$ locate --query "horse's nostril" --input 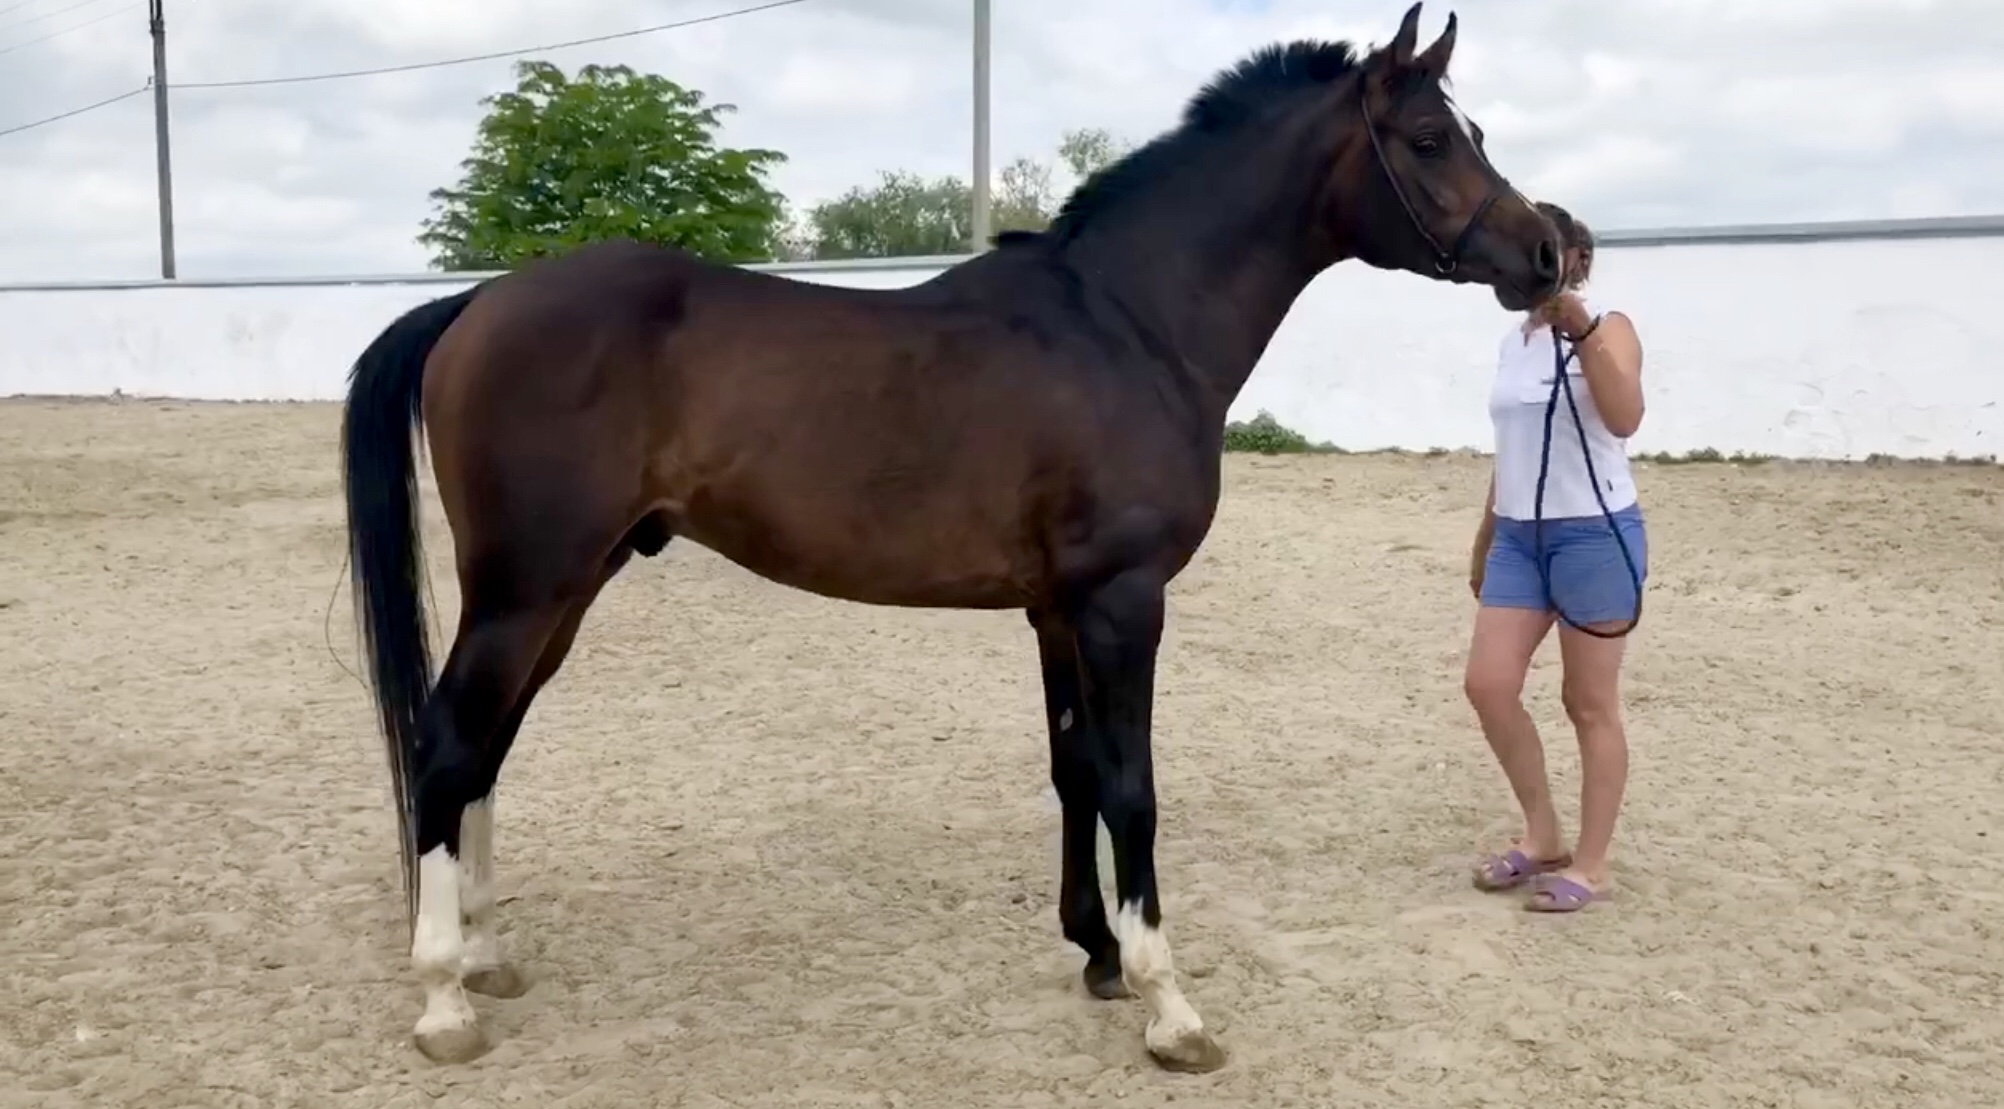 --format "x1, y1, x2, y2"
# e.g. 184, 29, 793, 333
1534, 238, 1560, 281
